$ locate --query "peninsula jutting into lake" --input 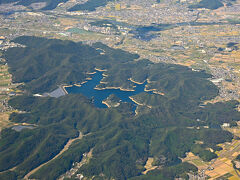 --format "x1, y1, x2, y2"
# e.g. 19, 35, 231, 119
65, 71, 153, 109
